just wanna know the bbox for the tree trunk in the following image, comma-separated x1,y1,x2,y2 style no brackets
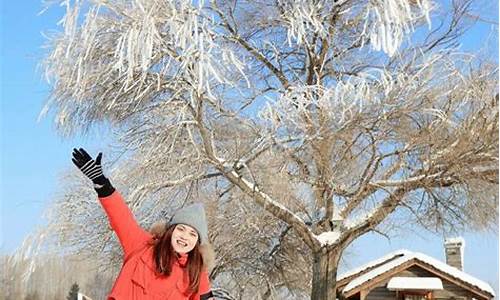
311,249,339,300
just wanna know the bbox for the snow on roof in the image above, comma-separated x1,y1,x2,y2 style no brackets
340,250,495,297
343,252,414,292
338,250,410,280
412,252,494,296
387,277,443,291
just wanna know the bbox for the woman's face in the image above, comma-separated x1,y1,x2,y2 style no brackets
171,224,199,254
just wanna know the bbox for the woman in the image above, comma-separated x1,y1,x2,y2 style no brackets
72,148,215,300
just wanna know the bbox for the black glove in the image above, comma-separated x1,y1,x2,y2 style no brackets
72,148,115,197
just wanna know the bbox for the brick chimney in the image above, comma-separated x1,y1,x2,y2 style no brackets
444,237,465,270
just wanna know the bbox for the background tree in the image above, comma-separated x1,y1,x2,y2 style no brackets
0,254,114,300
24,291,40,300
67,282,80,300
23,0,499,299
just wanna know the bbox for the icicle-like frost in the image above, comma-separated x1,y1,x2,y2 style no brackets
44,0,248,128
279,0,331,46
259,70,388,132
260,50,459,141
279,0,433,55
363,0,434,56
58,0,80,58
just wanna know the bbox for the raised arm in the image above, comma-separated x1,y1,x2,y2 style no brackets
72,148,151,257
196,271,213,300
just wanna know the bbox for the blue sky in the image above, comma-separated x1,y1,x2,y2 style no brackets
0,0,498,296
1,1,103,252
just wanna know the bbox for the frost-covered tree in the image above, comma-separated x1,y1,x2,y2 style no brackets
32,0,499,299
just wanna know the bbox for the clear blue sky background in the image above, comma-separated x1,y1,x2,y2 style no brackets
1,0,498,296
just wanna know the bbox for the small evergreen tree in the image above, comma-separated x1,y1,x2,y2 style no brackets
24,291,40,300
66,282,79,300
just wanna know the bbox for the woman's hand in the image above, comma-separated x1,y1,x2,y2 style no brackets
72,148,104,182
72,148,114,196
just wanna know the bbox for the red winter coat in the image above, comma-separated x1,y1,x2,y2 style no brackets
99,191,211,300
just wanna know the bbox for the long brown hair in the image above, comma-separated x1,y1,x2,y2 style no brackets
151,224,203,296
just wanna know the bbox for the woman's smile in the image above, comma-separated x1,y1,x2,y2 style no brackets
171,224,199,254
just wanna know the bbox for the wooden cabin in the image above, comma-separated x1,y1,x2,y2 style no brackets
336,239,494,300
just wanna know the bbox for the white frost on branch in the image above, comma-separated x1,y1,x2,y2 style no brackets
260,83,366,132
279,0,353,47
279,0,433,56
108,0,247,97
280,0,329,46
260,51,468,143
343,208,378,230
259,70,390,132
361,0,434,56
314,230,341,247
42,0,248,127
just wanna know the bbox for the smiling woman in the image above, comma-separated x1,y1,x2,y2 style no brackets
71,147,215,300
173,224,199,252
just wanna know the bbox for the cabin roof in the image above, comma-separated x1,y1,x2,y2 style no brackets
338,249,494,297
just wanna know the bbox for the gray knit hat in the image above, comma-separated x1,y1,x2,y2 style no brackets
170,203,209,245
